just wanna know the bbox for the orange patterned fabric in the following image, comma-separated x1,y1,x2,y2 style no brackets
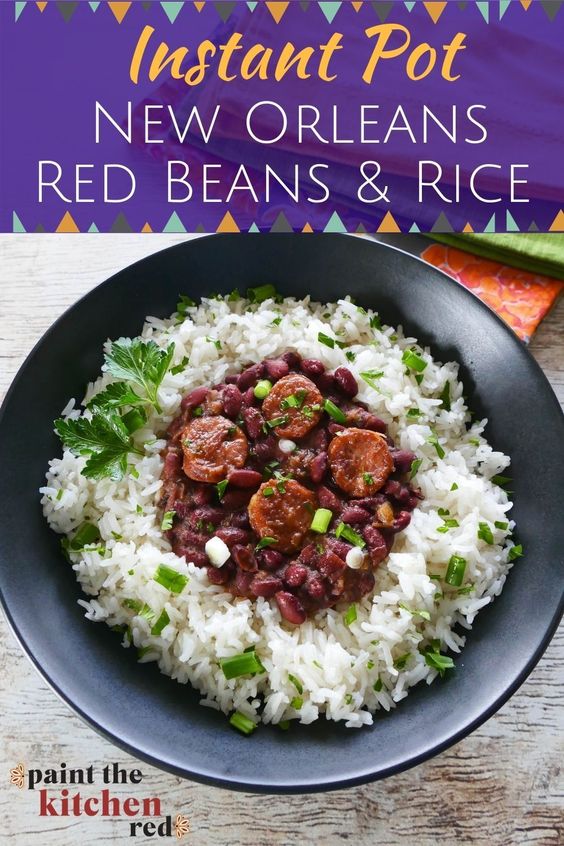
422,244,564,342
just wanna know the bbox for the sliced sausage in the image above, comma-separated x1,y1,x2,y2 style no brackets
328,427,393,497
181,416,248,483
248,480,317,554
261,373,323,440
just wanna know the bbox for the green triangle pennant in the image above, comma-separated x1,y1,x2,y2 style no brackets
319,2,341,23
163,212,186,233
409,222,420,233
89,1,100,10
88,222,100,233
246,1,258,9
249,223,260,232
499,0,511,18
324,211,347,233
484,213,496,233
505,211,519,232
476,1,489,22
404,1,416,9
161,2,184,23
15,2,26,21
12,212,26,233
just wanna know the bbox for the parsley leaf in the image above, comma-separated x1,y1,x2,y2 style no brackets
103,338,175,414
55,409,142,481
87,381,145,411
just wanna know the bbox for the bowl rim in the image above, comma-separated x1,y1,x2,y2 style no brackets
1,233,563,793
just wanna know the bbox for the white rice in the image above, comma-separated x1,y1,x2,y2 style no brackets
41,294,518,729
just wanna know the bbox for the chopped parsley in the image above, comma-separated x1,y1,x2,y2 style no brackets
410,458,422,479
216,479,229,498
288,673,303,694
170,356,189,376
255,536,277,550
247,283,277,303
161,510,176,531
360,370,384,390
363,472,374,485
427,432,445,460
318,331,336,349
439,382,451,411
344,604,357,626
508,544,523,561
424,648,455,676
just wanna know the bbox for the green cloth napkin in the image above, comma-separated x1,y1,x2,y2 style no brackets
428,233,564,281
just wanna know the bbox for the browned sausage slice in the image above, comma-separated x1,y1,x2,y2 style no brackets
261,374,323,439
248,480,317,553
181,416,248,483
328,427,393,497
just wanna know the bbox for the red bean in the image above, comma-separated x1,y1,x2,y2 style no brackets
311,428,329,451
214,527,250,548
318,551,346,581
228,468,263,488
341,506,371,524
316,372,335,392
391,449,417,475
242,386,257,408
258,549,284,571
191,484,213,506
253,435,277,462
237,363,265,391
334,367,358,398
224,374,239,385
234,570,255,596
384,480,411,503
284,563,308,588
363,525,388,565
328,422,346,435
221,489,253,509
172,500,189,520
242,407,265,440
251,574,283,597
206,564,232,585
275,591,307,624
181,386,209,411
309,451,328,484
222,384,243,418
304,574,325,600
298,542,319,565
231,543,257,571
163,450,182,479
301,358,325,377
282,351,301,367
229,509,250,529
324,537,352,560
363,414,387,434
177,547,208,567
317,485,341,512
264,358,290,380
392,511,412,533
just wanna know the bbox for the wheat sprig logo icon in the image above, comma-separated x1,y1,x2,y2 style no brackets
10,763,25,789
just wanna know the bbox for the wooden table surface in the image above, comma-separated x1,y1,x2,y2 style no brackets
0,235,562,846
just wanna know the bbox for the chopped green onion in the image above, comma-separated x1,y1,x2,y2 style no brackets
477,522,494,545
402,349,427,373
161,510,176,531
138,646,155,659
407,408,422,419
220,649,265,679
271,316,282,327
278,720,290,731
345,351,356,362
344,604,357,626
415,374,424,385
468,437,480,446
229,711,257,735
255,536,277,550
373,678,383,692
439,382,451,411
424,649,455,676
247,283,277,303
360,370,384,389
445,555,467,587
363,472,374,485
56,488,64,501
70,522,100,550
495,521,508,530
288,673,303,694
457,583,475,596
394,653,410,670
267,415,289,428
491,475,511,487
369,315,382,330
192,406,203,417
254,379,273,400
139,604,154,622
216,479,229,498
170,355,189,376
410,458,422,479
323,399,346,424
344,693,353,705
129,465,140,479
336,522,366,548
398,603,431,621
367,660,375,670
111,531,122,541
123,598,142,613
206,336,221,350
262,486,275,497
438,508,450,516
291,697,303,710
151,609,170,635
439,518,459,532
427,432,445,459
136,504,143,515
227,288,240,301
310,508,333,534
318,331,335,348
176,294,195,316
153,564,189,594
450,482,459,491
508,544,523,561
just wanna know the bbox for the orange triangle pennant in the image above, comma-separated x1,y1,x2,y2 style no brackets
519,0,533,8
217,211,240,233
462,222,474,233
36,2,48,11
423,2,447,23
377,211,401,233
265,2,289,24
549,210,564,232
108,2,132,23
194,1,206,10
141,222,153,233
302,222,313,232
351,1,364,10
56,211,80,233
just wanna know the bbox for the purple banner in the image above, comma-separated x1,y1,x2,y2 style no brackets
1,0,564,233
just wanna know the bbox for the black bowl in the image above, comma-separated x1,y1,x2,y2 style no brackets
1,234,562,793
